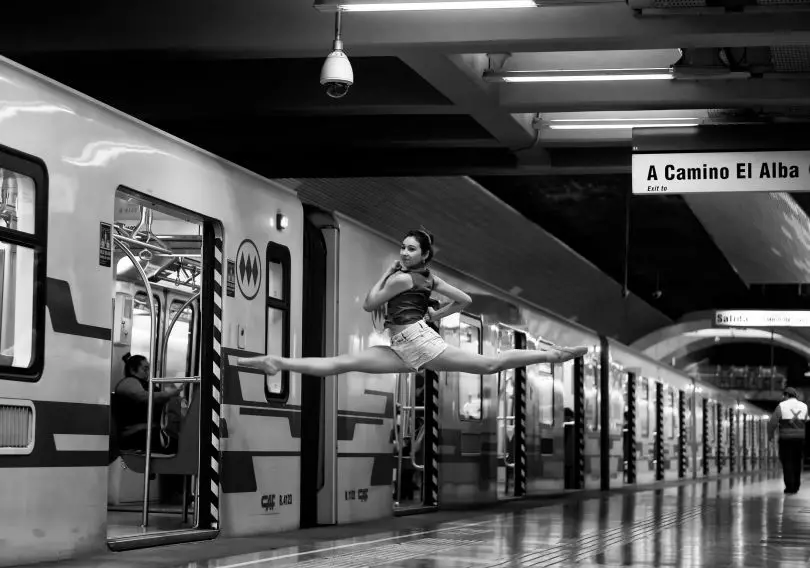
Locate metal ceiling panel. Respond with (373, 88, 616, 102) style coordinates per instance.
(683, 192, 810, 284)
(279, 176, 673, 342)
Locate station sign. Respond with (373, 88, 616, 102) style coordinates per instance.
(632, 150, 810, 195)
(714, 310, 810, 328)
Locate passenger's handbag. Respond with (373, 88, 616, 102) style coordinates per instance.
(158, 394, 183, 453)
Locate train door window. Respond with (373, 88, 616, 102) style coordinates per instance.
(684, 392, 692, 443)
(584, 365, 599, 432)
(670, 389, 677, 438)
(0, 159, 47, 379)
(561, 359, 575, 416)
(528, 341, 554, 426)
(639, 377, 650, 437)
(663, 388, 674, 439)
(165, 300, 195, 379)
(265, 243, 290, 401)
(457, 317, 482, 421)
(131, 292, 161, 360)
(609, 371, 626, 435)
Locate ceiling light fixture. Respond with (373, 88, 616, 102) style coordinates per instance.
(484, 68, 673, 83)
(324, 0, 537, 11)
(544, 118, 700, 130)
(548, 123, 699, 130)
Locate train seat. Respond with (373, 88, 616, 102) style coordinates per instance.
(120, 386, 201, 476)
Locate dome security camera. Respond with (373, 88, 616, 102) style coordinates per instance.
(320, 46, 353, 99)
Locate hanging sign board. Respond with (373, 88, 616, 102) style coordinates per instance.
(714, 310, 810, 328)
(632, 150, 810, 195)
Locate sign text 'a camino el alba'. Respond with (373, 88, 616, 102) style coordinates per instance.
(714, 310, 810, 328)
(632, 151, 810, 195)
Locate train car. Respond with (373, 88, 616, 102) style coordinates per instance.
(0, 53, 308, 564)
(0, 54, 775, 568)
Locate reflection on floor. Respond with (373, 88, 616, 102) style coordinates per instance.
(38, 471, 810, 567)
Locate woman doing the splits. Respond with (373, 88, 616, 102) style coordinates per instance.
(238, 229, 588, 377)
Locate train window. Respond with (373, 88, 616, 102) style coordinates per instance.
(166, 300, 194, 378)
(0, 155, 47, 381)
(0, 170, 35, 235)
(265, 243, 290, 402)
(639, 377, 650, 438)
(130, 292, 161, 363)
(457, 319, 482, 421)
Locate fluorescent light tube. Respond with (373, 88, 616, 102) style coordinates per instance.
(488, 68, 673, 83)
(548, 123, 698, 130)
(502, 73, 672, 82)
(550, 118, 700, 122)
(339, 1, 536, 11)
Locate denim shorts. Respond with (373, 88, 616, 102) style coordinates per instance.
(389, 320, 448, 371)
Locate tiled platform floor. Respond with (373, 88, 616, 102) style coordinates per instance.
(29, 471, 810, 567)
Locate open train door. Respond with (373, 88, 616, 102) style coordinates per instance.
(496, 326, 525, 499)
(299, 207, 339, 527)
(107, 187, 220, 551)
(393, 363, 440, 515)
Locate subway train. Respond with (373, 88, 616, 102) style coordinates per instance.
(0, 55, 776, 567)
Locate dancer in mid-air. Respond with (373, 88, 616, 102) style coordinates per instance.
(238, 228, 589, 376)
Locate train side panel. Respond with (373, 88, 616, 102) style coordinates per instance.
(331, 216, 398, 524)
(217, 190, 304, 538)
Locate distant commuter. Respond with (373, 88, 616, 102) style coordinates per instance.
(768, 387, 809, 494)
(239, 228, 588, 377)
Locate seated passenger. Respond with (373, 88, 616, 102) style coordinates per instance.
(112, 353, 181, 455)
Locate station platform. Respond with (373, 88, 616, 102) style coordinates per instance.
(35, 472, 810, 568)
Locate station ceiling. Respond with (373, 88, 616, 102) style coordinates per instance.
(5, 0, 810, 377)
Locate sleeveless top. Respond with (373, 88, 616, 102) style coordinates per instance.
(776, 398, 809, 440)
(384, 268, 434, 327)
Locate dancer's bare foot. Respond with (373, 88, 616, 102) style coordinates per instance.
(236, 355, 280, 375)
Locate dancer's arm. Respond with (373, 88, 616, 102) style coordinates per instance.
(362, 263, 414, 312)
(427, 276, 472, 322)
(546, 343, 591, 358)
(538, 346, 590, 363)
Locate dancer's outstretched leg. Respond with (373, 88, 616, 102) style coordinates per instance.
(236, 346, 411, 377)
(427, 344, 588, 375)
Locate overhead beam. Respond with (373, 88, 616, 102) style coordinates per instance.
(400, 53, 539, 151)
(190, 146, 624, 177)
(499, 79, 810, 112)
(136, 103, 468, 121)
(4, 0, 810, 58)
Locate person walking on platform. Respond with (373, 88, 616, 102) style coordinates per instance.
(768, 387, 809, 494)
(238, 228, 588, 377)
